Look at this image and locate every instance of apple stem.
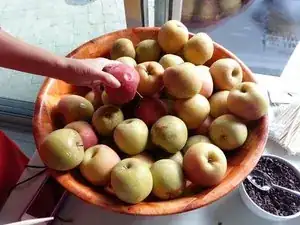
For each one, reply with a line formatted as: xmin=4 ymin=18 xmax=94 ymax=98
xmin=136 ymin=91 xmax=143 ymax=99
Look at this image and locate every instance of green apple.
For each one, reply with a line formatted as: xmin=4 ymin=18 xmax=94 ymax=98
xmin=92 ymin=105 xmax=124 ymax=136
xmin=150 ymin=159 xmax=185 ymax=200
xmin=151 ymin=115 xmax=188 ymax=153
xmin=39 ymin=128 xmax=84 ymax=171
xmin=209 ymin=114 xmax=248 ymax=151
xmin=182 ymin=135 xmax=211 ymax=155
xmin=131 ymin=152 xmax=155 ymax=168
xmin=114 ymin=119 xmax=148 ymax=155
xmin=111 ymin=158 xmax=153 ymax=204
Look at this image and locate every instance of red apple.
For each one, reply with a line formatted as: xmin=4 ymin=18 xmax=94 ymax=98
xmin=194 ymin=115 xmax=213 ymax=135
xmin=65 ymin=121 xmax=98 ymax=150
xmin=135 ymin=97 xmax=168 ymax=126
xmin=196 ymin=65 xmax=213 ymax=98
xmin=103 ymin=64 xmax=140 ymax=105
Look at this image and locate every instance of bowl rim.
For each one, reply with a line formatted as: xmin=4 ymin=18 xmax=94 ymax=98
xmin=33 ymin=26 xmax=268 ymax=215
xmin=241 ymin=154 xmax=300 ymax=220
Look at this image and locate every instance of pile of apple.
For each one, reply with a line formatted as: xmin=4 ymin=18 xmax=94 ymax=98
xmin=39 ymin=20 xmax=268 ymax=204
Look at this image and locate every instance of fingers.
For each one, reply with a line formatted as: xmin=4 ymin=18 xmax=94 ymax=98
xmin=97 ymin=71 xmax=121 ymax=88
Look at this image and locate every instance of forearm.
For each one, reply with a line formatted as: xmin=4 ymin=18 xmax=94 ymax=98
xmin=0 ymin=29 xmax=68 ymax=79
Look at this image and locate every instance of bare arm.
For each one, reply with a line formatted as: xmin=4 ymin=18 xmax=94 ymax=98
xmin=0 ymin=29 xmax=120 ymax=88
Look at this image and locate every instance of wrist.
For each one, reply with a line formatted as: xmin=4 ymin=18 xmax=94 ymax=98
xmin=44 ymin=56 xmax=71 ymax=80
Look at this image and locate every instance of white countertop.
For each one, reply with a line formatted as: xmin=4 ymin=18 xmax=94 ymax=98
xmin=53 ymin=140 xmax=300 ymax=225
xmin=1 ymin=140 xmax=299 ymax=225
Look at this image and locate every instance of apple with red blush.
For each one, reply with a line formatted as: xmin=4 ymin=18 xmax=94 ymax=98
xmin=65 ymin=121 xmax=98 ymax=150
xmin=103 ymin=64 xmax=140 ymax=105
xmin=135 ymin=97 xmax=168 ymax=126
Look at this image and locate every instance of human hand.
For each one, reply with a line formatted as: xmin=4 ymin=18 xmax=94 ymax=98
xmin=61 ymin=57 xmax=121 ymax=89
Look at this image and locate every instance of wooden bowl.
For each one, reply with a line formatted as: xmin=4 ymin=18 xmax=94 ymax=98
xmin=33 ymin=27 xmax=268 ymax=215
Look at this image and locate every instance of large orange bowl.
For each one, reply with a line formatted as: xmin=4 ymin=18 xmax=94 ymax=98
xmin=32 ymin=27 xmax=268 ymax=216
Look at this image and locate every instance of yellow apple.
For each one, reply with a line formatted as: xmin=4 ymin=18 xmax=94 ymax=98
xmin=209 ymin=90 xmax=230 ymax=118
xmin=136 ymin=61 xmax=164 ymax=96
xmin=210 ymin=58 xmax=243 ymax=90
xmin=163 ymin=63 xmax=202 ymax=99
xmin=158 ymin=20 xmax=189 ymax=53
xmin=159 ymin=54 xmax=184 ymax=69
xmin=174 ymin=94 xmax=210 ymax=129
xmin=209 ymin=114 xmax=248 ymax=151
xmin=183 ymin=32 xmax=214 ymax=65
xmin=227 ymin=82 xmax=269 ymax=120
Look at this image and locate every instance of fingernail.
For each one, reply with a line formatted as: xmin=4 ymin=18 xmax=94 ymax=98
xmin=113 ymin=78 xmax=121 ymax=88
xmin=108 ymin=75 xmax=121 ymax=88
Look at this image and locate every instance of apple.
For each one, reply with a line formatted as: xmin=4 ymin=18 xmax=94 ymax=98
xmin=183 ymin=32 xmax=214 ymax=65
xmin=151 ymin=115 xmax=188 ymax=153
xmin=56 ymin=95 xmax=94 ymax=124
xmin=135 ymin=97 xmax=168 ymax=126
xmin=135 ymin=39 xmax=161 ymax=63
xmin=116 ymin=56 xmax=137 ymax=67
xmin=39 ymin=128 xmax=84 ymax=171
xmin=183 ymin=143 xmax=227 ymax=187
xmin=159 ymin=54 xmax=184 ymax=69
xmin=194 ymin=115 xmax=213 ymax=135
xmin=227 ymin=82 xmax=269 ymax=120
xmin=114 ymin=119 xmax=148 ymax=155
xmin=92 ymin=105 xmax=124 ymax=136
xmin=168 ymin=151 xmax=183 ymax=166
xmin=195 ymin=0 xmax=218 ymax=21
xmin=150 ymin=159 xmax=185 ymax=200
xmin=174 ymin=94 xmax=210 ymax=129
xmin=110 ymin=38 xmax=136 ymax=60
xmin=79 ymin=145 xmax=120 ymax=186
xmin=111 ymin=158 xmax=153 ymax=204
xmin=182 ymin=0 xmax=195 ymax=21
xmin=210 ymin=58 xmax=243 ymax=90
xmin=209 ymin=90 xmax=230 ymax=118
xmin=219 ymin=0 xmax=242 ymax=15
xmin=209 ymin=114 xmax=248 ymax=151
xmin=163 ymin=63 xmax=202 ymax=99
xmin=101 ymin=90 xmax=110 ymax=105
xmin=85 ymin=90 xmax=103 ymax=109
xmin=158 ymin=20 xmax=189 ymax=54
xmin=196 ymin=65 xmax=214 ymax=98
xmin=103 ymin=64 xmax=140 ymax=105
xmin=101 ymin=90 xmax=122 ymax=106
xmin=161 ymin=98 xmax=175 ymax=115
xmin=131 ymin=151 xmax=155 ymax=168
xmin=136 ymin=61 xmax=164 ymax=96
xmin=65 ymin=121 xmax=98 ymax=149
xmin=182 ymin=135 xmax=211 ymax=155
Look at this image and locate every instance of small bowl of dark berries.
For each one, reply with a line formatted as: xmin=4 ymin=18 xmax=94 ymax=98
xmin=239 ymin=154 xmax=300 ymax=221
